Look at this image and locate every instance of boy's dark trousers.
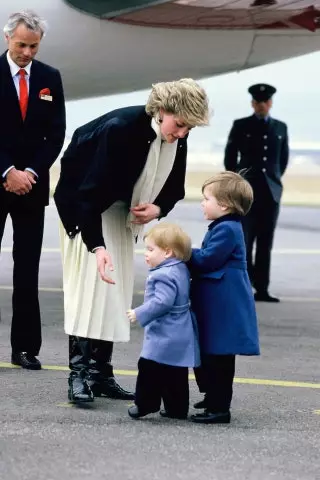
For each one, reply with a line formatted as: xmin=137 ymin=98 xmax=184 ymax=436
xmin=135 ymin=357 xmax=189 ymax=417
xmin=194 ymin=354 xmax=235 ymax=412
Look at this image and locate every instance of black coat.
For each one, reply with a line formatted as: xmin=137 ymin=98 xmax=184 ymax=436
xmin=224 ymin=115 xmax=289 ymax=203
xmin=54 ymin=106 xmax=187 ymax=251
xmin=0 ymin=52 xmax=66 ymax=206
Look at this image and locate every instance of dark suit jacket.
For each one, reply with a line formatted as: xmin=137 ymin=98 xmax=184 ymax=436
xmin=0 ymin=52 xmax=66 ymax=206
xmin=224 ymin=115 xmax=289 ymax=203
xmin=54 ymin=106 xmax=187 ymax=251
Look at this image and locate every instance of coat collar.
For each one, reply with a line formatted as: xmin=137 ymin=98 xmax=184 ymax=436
xmin=0 ymin=51 xmax=42 ymax=124
xmin=250 ymin=114 xmax=274 ymax=127
xmin=150 ymin=257 xmax=183 ymax=271
xmin=208 ymin=213 xmax=242 ymax=230
xmin=6 ymin=51 xmax=32 ymax=77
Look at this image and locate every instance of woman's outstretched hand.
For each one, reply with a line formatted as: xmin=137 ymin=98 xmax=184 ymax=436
xmin=130 ymin=203 xmax=161 ymax=224
xmin=95 ymin=248 xmax=115 ymax=284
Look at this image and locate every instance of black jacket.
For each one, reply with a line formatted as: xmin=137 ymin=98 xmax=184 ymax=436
xmin=224 ymin=115 xmax=289 ymax=203
xmin=54 ymin=106 xmax=187 ymax=251
xmin=0 ymin=52 xmax=66 ymax=205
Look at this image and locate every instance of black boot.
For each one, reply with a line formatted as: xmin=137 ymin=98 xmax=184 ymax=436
xmin=68 ymin=371 xmax=94 ymax=403
xmin=68 ymin=336 xmax=94 ymax=403
xmin=89 ymin=339 xmax=135 ymax=400
xmin=91 ymin=376 xmax=135 ymax=400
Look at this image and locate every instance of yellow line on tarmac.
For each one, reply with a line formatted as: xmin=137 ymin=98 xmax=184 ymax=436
xmin=0 ymin=285 xmax=63 ymax=292
xmin=0 ymin=362 xmax=319 ymax=389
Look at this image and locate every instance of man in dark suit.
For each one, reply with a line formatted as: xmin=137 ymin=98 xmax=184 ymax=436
xmin=224 ymin=84 xmax=289 ymax=302
xmin=0 ymin=11 xmax=66 ymax=368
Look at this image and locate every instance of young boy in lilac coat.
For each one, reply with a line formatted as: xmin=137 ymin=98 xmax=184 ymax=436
xmin=127 ymin=223 xmax=200 ymax=420
xmin=189 ymin=171 xmax=260 ymax=424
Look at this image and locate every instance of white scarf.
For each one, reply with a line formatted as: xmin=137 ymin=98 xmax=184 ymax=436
xmin=127 ymin=117 xmax=178 ymax=238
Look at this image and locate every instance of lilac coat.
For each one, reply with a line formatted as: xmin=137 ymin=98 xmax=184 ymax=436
xmin=135 ymin=258 xmax=200 ymax=367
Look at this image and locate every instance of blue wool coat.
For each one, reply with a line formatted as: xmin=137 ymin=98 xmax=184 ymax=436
xmin=189 ymin=214 xmax=260 ymax=356
xmin=135 ymin=258 xmax=200 ymax=367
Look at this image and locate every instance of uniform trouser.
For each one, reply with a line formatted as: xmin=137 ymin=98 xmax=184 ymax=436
xmin=242 ymin=187 xmax=280 ymax=292
xmin=0 ymin=199 xmax=45 ymax=355
xmin=194 ymin=354 xmax=235 ymax=412
xmin=135 ymin=357 xmax=189 ymax=416
xmin=69 ymin=336 xmax=114 ymax=379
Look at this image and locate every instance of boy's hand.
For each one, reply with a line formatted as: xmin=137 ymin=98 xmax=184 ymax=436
xmin=126 ymin=309 xmax=137 ymax=323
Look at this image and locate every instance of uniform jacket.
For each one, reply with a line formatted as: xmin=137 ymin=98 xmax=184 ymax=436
xmin=224 ymin=115 xmax=289 ymax=203
xmin=135 ymin=258 xmax=200 ymax=367
xmin=0 ymin=52 xmax=66 ymax=206
xmin=54 ymin=106 xmax=187 ymax=251
xmin=189 ymin=214 xmax=260 ymax=355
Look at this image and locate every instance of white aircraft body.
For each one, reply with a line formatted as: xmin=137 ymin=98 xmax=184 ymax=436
xmin=1 ymin=0 xmax=319 ymax=99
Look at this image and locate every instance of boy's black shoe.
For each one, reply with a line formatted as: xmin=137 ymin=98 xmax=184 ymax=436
xmin=159 ymin=409 xmax=188 ymax=420
xmin=128 ymin=405 xmax=158 ymax=419
xmin=194 ymin=394 xmax=208 ymax=409
xmin=191 ymin=411 xmax=231 ymax=424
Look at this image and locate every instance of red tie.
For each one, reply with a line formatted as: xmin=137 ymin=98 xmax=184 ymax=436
xmin=19 ymin=69 xmax=28 ymax=121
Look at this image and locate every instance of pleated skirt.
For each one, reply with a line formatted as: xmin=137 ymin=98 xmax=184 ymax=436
xmin=60 ymin=202 xmax=134 ymax=342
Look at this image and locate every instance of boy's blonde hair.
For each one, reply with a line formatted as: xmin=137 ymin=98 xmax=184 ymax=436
xmin=145 ymin=78 xmax=209 ymax=128
xmin=202 ymin=171 xmax=253 ymax=216
xmin=143 ymin=223 xmax=192 ymax=262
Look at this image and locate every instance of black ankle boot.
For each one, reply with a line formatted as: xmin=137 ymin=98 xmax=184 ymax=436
xmin=90 ymin=376 xmax=135 ymax=400
xmin=68 ymin=371 xmax=94 ymax=403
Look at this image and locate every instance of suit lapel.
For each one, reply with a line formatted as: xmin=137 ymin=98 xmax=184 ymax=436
xmin=0 ymin=52 xmax=22 ymax=123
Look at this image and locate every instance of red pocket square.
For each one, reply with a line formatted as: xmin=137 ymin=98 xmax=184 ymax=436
xmin=39 ymin=88 xmax=51 ymax=97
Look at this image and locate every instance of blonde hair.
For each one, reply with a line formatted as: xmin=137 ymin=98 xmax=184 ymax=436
xmin=202 ymin=171 xmax=253 ymax=216
xmin=144 ymin=223 xmax=192 ymax=262
xmin=145 ymin=78 xmax=209 ymax=127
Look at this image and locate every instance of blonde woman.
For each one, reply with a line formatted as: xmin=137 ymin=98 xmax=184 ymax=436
xmin=54 ymin=78 xmax=209 ymax=403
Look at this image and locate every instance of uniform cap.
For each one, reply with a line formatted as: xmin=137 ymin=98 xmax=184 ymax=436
xmin=248 ymin=84 xmax=276 ymax=102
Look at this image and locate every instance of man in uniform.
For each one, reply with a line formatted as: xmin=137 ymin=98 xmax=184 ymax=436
xmin=224 ymin=84 xmax=289 ymax=302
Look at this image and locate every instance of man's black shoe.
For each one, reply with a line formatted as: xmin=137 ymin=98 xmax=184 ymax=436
xmin=194 ymin=394 xmax=208 ymax=409
xmin=91 ymin=377 xmax=135 ymax=400
xmin=128 ymin=405 xmax=157 ymax=419
xmin=159 ymin=409 xmax=188 ymax=419
xmin=191 ymin=411 xmax=231 ymax=424
xmin=68 ymin=372 xmax=94 ymax=403
xmin=11 ymin=352 xmax=41 ymax=370
xmin=254 ymin=292 xmax=280 ymax=303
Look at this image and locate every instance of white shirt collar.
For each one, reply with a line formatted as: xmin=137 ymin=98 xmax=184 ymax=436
xmin=6 ymin=51 xmax=32 ymax=77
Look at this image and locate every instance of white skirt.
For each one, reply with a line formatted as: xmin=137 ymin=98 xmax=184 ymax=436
xmin=60 ymin=202 xmax=134 ymax=342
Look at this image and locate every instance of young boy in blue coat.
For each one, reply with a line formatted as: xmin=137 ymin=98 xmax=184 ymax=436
xmin=189 ymin=171 xmax=260 ymax=424
xmin=126 ymin=223 xmax=200 ymax=420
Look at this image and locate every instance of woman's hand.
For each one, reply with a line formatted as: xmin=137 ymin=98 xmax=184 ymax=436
xmin=95 ymin=248 xmax=115 ymax=284
xmin=126 ymin=309 xmax=137 ymax=323
xmin=130 ymin=203 xmax=161 ymax=225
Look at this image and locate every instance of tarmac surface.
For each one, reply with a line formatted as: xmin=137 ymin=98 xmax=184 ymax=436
xmin=0 ymin=201 xmax=320 ymax=480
